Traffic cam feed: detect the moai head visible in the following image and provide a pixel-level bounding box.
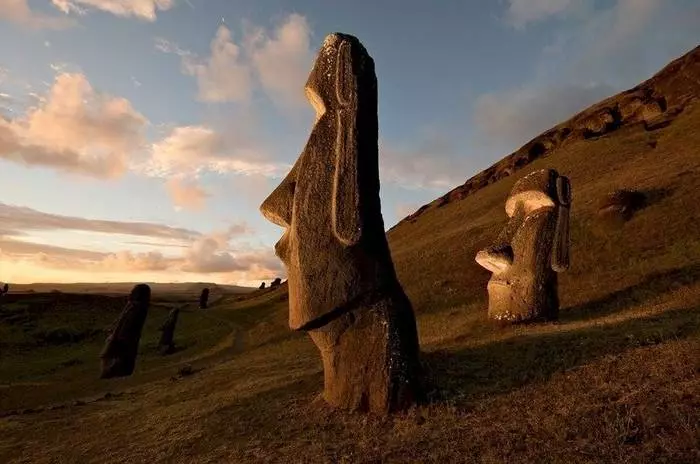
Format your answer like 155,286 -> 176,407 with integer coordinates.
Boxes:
259,282 -> 266,290
475,169 -> 571,322
260,33 -> 396,331
0,283 -> 8,296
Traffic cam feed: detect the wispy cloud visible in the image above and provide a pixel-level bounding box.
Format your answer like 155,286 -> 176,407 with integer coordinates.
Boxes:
50,0 -> 174,21
0,0 -> 75,29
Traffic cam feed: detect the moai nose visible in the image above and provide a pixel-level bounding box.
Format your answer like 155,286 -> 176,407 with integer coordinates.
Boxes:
475,244 -> 514,273
260,178 -> 296,229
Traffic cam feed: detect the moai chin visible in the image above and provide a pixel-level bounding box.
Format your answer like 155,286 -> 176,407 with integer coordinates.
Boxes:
259,33 -> 423,414
100,284 -> 151,378
475,169 -> 571,323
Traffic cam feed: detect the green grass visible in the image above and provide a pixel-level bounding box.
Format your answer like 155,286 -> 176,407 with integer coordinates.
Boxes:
1,92 -> 700,463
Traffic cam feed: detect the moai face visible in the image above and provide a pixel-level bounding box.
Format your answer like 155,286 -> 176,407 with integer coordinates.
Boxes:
260,33 -> 394,331
475,169 -> 571,322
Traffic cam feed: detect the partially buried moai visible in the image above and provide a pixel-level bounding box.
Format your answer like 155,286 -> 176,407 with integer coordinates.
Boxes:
158,307 -> 180,355
259,33 -> 423,414
199,287 -> 209,309
100,284 -> 151,378
475,169 -> 571,323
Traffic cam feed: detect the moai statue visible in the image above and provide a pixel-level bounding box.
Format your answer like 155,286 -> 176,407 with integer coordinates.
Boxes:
199,288 -> 209,309
158,307 -> 180,355
0,283 -> 8,297
259,282 -> 266,290
100,284 -> 151,378
270,277 -> 282,288
475,169 -> 571,323
260,33 -> 423,414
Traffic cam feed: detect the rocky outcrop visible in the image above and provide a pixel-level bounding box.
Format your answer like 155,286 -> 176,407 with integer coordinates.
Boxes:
395,44 -> 700,227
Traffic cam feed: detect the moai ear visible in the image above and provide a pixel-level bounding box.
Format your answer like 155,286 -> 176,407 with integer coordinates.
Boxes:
551,176 -> 571,272
332,40 -> 362,246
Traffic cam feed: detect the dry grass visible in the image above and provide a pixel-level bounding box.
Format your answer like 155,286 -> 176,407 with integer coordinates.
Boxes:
1,94 -> 699,463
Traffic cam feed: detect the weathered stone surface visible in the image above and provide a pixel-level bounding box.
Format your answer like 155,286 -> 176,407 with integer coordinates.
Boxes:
475,169 -> 572,323
158,307 -> 180,355
100,284 -> 151,378
598,189 -> 647,223
199,288 -> 209,309
260,32 -> 423,414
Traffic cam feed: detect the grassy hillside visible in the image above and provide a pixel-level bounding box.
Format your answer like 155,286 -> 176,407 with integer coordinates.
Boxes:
1,48 -> 699,463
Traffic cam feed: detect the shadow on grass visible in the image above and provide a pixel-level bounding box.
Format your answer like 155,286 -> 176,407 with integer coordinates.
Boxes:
423,304 -> 700,406
561,263 -> 700,323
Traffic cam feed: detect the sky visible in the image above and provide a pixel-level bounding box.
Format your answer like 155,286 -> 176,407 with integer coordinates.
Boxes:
0,0 -> 698,286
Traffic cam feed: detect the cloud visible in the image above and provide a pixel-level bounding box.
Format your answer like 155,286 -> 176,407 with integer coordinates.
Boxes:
144,125 -> 288,178
165,178 -> 210,211
247,13 -> 313,108
504,0 -> 579,28
0,73 -> 147,178
0,202 -> 276,281
159,14 -> 313,108
0,0 -> 75,29
50,0 -> 173,21
380,134 -> 473,190
0,202 -> 201,241
473,82 -> 616,150
182,25 -> 253,103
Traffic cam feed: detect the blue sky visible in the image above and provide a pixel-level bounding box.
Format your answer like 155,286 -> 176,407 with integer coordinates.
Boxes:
0,0 -> 698,285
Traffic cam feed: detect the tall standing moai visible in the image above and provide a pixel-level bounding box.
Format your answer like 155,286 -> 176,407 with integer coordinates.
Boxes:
270,278 -> 282,288
100,284 -> 151,378
158,307 -> 180,355
475,169 -> 571,323
199,288 -> 209,309
260,33 -> 423,414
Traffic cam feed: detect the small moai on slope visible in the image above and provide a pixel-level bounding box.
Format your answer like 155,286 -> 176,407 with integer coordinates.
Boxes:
270,278 -> 282,288
259,282 -> 266,290
100,284 -> 151,378
0,283 -> 8,296
158,307 -> 180,355
199,287 -> 209,309
260,33 -> 423,414
475,169 -> 571,323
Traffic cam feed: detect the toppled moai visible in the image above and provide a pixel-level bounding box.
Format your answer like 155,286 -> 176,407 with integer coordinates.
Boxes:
199,288 -> 209,309
270,278 -> 282,288
100,284 -> 151,378
158,307 -> 180,355
475,169 -> 571,323
259,282 -> 266,290
260,33 -> 423,414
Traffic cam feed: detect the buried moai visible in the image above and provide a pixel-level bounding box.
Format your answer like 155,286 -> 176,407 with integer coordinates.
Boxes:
259,282 -> 266,290
199,288 -> 209,309
260,33 -> 423,414
270,278 -> 282,288
475,169 -> 571,323
100,284 -> 151,378
158,307 -> 180,355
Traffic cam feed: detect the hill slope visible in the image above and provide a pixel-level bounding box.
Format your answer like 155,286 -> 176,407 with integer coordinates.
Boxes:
1,45 -> 699,463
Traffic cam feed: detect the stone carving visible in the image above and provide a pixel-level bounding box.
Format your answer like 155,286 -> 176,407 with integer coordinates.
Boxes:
475,169 -> 571,323
259,282 -> 266,290
260,33 -> 423,414
158,307 -> 180,355
199,288 -> 209,309
270,278 -> 282,288
100,284 -> 151,378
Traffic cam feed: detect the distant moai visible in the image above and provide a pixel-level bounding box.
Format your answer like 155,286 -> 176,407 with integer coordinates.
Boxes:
0,283 -> 8,296
259,282 -> 266,290
475,169 -> 571,323
199,288 -> 210,309
158,307 -> 180,355
260,33 -> 423,414
270,278 -> 282,288
100,284 -> 151,379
